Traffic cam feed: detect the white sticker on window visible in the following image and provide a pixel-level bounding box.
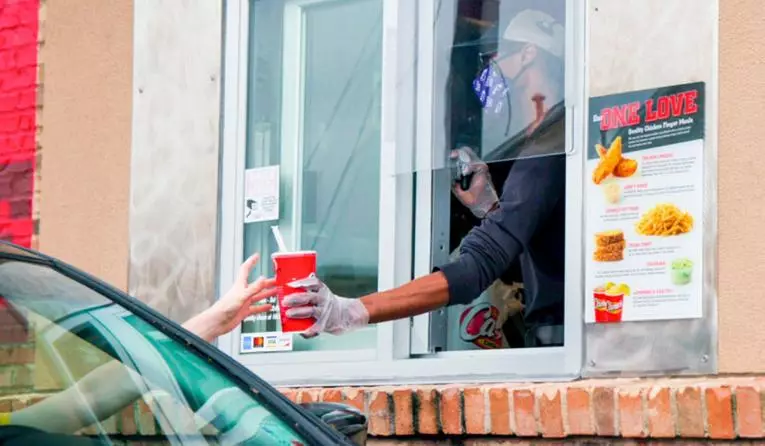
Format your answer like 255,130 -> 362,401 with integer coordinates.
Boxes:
244,166 -> 280,224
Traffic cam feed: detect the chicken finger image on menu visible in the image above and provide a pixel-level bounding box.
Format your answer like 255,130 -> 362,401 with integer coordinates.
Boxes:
595,138 -> 638,180
592,137 -> 623,184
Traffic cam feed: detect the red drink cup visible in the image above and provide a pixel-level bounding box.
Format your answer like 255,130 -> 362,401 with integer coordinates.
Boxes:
272,251 -> 318,333
593,287 -> 624,323
593,288 -> 609,323
603,292 -> 624,322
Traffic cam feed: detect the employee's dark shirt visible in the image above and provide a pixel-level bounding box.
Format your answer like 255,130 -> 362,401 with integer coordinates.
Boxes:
437,116 -> 566,326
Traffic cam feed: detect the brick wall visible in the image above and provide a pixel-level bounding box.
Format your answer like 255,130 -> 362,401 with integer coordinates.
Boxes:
0,0 -> 42,397
0,0 -> 41,250
0,298 -> 32,397
281,378 -> 765,440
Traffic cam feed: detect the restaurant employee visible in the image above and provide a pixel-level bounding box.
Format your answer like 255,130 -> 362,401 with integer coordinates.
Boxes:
283,9 -> 568,347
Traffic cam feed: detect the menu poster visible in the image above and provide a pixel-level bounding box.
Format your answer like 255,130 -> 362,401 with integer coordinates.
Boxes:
584,82 -> 705,324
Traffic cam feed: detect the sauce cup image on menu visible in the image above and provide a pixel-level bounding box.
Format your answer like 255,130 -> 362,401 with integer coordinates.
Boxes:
271,251 -> 318,333
593,282 -> 630,323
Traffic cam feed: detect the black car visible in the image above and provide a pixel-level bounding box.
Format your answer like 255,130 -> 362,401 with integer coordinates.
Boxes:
0,241 -> 367,445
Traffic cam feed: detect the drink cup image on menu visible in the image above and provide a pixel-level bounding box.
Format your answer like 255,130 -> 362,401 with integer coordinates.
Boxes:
593,282 -> 630,323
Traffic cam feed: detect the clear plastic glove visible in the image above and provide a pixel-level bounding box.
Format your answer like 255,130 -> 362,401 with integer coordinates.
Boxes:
451,146 -> 499,218
282,275 -> 369,337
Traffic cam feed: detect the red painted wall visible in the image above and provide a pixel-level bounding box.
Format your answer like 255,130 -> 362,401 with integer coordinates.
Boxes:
0,0 -> 39,248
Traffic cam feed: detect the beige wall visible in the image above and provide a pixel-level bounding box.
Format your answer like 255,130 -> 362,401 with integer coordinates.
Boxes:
718,0 -> 765,373
38,0 -> 133,289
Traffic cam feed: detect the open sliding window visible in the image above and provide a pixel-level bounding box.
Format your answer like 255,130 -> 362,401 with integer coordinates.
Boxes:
218,0 -> 586,386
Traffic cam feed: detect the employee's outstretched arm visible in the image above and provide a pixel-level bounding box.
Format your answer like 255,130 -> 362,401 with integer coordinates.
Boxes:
283,155 -> 565,337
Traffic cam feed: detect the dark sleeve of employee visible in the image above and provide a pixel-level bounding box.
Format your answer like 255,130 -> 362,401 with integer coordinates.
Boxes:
435,155 -> 566,305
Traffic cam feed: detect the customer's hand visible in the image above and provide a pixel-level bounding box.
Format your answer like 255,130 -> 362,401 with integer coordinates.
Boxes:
450,147 -> 499,218
183,253 -> 276,342
282,275 -> 369,338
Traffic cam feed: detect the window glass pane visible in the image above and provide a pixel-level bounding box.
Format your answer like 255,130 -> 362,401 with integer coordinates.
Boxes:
0,261 -> 306,444
436,0 -> 568,351
241,0 -> 382,352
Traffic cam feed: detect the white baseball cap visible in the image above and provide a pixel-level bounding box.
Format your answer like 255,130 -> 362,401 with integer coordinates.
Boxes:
501,9 -> 564,59
454,9 -> 565,60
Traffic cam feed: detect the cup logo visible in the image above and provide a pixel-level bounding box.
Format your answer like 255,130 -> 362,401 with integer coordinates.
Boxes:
459,302 -> 503,349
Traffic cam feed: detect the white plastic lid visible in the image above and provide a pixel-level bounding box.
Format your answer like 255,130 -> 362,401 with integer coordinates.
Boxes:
271,250 -> 317,258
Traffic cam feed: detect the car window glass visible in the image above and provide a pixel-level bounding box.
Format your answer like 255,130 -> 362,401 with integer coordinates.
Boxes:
0,261 -> 308,445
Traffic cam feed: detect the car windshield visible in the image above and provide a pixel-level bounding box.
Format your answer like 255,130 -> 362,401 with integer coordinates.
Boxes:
0,258 -> 310,445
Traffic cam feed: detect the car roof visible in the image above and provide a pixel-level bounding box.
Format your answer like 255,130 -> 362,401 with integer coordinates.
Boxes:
0,240 -> 47,261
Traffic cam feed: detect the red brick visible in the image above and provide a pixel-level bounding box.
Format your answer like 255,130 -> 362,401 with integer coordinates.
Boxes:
439,387 -> 462,435
0,13 -> 19,30
0,115 -> 19,133
0,92 -> 18,112
0,51 -> 14,71
100,414 -> 117,435
11,366 -> 30,387
17,109 -> 34,130
392,388 -> 414,436
343,388 -> 365,412
0,346 -> 33,365
705,386 -> 734,439
119,405 -> 137,435
320,388 -> 342,403
136,400 -> 155,436
463,387 -> 486,435
735,386 -> 763,438
618,388 -> 646,438
368,391 -> 392,436
538,388 -> 564,438
15,47 -> 37,69
1,67 -> 37,91
6,28 -> 36,47
16,4 -> 39,27
281,389 -> 298,403
415,388 -> 440,435
566,387 -> 594,436
298,388 -> 319,404
10,397 -> 26,411
488,387 -> 512,435
592,387 -> 616,436
16,89 -> 34,109
513,389 -> 537,437
675,387 -> 704,438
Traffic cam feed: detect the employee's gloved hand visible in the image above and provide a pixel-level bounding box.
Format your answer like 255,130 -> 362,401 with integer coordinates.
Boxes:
282,275 -> 370,338
450,147 -> 499,218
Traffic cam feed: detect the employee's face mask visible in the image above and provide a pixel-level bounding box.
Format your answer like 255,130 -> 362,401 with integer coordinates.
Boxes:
472,45 -> 531,137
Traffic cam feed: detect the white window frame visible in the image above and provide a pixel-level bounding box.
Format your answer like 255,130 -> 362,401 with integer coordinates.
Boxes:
218,0 -> 587,387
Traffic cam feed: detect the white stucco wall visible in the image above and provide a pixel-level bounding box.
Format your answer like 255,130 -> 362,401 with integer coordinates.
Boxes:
129,0 -> 223,322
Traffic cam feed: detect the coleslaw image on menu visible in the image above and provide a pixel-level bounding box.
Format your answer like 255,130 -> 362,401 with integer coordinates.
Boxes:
671,258 -> 694,285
